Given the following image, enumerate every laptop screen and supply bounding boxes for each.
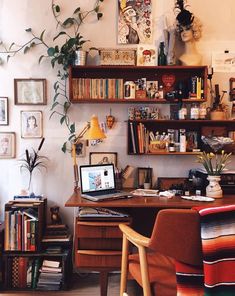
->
[80,164,116,194]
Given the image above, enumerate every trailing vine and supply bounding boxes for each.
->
[0,0,104,152]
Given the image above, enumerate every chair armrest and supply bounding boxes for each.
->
[119,223,150,248]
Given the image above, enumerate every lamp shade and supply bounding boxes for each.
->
[84,115,106,140]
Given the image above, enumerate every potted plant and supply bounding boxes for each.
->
[0,1,104,152]
[195,150,231,198]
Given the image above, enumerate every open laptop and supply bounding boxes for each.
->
[80,164,131,201]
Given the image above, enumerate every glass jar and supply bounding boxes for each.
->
[190,104,199,120]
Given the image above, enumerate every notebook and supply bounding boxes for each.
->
[80,164,131,201]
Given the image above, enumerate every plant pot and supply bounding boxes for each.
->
[210,111,225,120]
[74,50,87,66]
[206,175,223,198]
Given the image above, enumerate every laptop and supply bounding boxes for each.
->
[80,164,131,201]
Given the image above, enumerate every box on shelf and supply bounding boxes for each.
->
[99,48,136,66]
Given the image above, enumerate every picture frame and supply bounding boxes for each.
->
[0,97,8,125]
[21,110,43,139]
[14,78,47,105]
[137,167,152,188]
[74,140,87,158]
[99,48,136,66]
[89,152,117,167]
[0,132,16,159]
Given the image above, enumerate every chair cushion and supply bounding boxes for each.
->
[128,251,177,296]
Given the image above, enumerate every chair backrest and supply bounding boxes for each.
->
[148,209,203,266]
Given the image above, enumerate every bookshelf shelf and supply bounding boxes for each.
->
[69,65,208,103]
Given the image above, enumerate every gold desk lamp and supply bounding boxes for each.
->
[72,115,106,190]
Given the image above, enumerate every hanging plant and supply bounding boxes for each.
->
[0,0,105,152]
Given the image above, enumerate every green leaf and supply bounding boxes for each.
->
[53,92,60,102]
[60,116,66,125]
[24,46,30,54]
[51,101,59,110]
[40,29,46,41]
[53,31,66,41]
[53,81,59,91]
[47,47,55,56]
[25,28,32,32]
[62,142,67,153]
[62,17,74,27]
[6,55,11,62]
[94,6,99,13]
[97,13,103,20]
[30,42,35,48]
[55,5,60,13]
[64,101,70,112]
[49,111,56,119]
[68,134,75,141]
[70,123,75,134]
[38,55,45,64]
[9,42,15,50]
[73,7,81,14]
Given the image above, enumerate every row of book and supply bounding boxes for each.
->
[4,208,38,251]
[10,257,62,290]
[42,224,72,243]
[190,76,204,99]
[129,122,199,154]
[72,78,124,100]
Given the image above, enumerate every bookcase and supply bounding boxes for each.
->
[69,65,207,103]
[3,199,72,291]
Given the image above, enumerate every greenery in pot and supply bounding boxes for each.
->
[195,150,231,175]
[0,0,104,152]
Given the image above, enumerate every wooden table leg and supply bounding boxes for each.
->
[100,271,109,296]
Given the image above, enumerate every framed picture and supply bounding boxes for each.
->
[137,45,156,66]
[0,97,8,125]
[74,140,87,157]
[99,48,136,65]
[21,110,43,138]
[14,78,47,105]
[89,152,117,167]
[137,167,152,188]
[0,132,16,159]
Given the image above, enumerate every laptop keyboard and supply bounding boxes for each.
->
[87,190,120,197]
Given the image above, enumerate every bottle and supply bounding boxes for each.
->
[168,134,175,152]
[190,104,199,120]
[178,104,187,120]
[158,42,167,66]
[158,85,164,99]
[179,129,186,152]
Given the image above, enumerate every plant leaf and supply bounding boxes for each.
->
[47,47,55,56]
[73,7,81,14]
[24,46,30,54]
[25,28,32,32]
[70,123,75,134]
[51,101,59,110]
[62,17,74,27]
[97,13,103,20]
[38,55,46,64]
[62,142,67,153]
[53,31,66,41]
[60,116,66,125]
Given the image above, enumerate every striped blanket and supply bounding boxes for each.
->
[195,204,235,296]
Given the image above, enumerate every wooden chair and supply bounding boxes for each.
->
[119,209,203,296]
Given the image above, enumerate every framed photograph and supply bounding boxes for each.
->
[137,167,152,188]
[21,110,43,138]
[89,152,117,167]
[0,97,8,125]
[14,78,47,105]
[137,45,156,66]
[73,140,87,158]
[0,132,16,159]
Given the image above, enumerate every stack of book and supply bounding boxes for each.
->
[42,224,72,243]
[37,259,62,290]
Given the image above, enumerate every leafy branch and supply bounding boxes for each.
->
[0,0,104,152]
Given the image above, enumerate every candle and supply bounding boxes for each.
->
[72,144,77,166]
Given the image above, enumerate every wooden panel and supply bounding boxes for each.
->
[75,251,122,268]
[78,238,122,250]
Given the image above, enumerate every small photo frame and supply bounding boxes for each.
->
[0,132,16,159]
[74,140,86,157]
[137,167,152,188]
[21,110,43,138]
[0,97,8,125]
[14,78,47,105]
[89,152,117,167]
[137,45,156,66]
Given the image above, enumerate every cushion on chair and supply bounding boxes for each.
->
[128,251,177,296]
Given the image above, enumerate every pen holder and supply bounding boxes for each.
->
[116,177,123,190]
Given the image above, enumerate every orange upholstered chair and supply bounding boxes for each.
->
[119,209,203,296]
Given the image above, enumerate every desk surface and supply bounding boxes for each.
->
[65,190,235,208]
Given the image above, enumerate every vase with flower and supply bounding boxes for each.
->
[195,150,231,198]
[18,138,48,196]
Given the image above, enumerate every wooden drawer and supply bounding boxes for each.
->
[78,238,122,250]
[75,250,122,268]
[76,221,130,238]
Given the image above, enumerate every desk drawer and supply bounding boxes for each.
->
[78,238,122,250]
[76,221,130,238]
[75,250,122,268]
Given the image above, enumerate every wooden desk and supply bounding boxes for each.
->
[65,190,235,296]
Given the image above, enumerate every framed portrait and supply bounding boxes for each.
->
[89,152,117,167]
[0,97,8,125]
[14,78,47,105]
[73,140,87,158]
[21,110,43,139]
[137,167,152,188]
[0,132,16,159]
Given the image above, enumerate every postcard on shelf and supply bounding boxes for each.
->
[137,44,156,66]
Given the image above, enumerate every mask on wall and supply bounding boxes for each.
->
[106,109,115,129]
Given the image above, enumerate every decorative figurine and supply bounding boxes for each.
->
[50,206,62,224]
[106,109,115,129]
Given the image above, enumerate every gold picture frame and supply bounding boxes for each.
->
[21,110,43,139]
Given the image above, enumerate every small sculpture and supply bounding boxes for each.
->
[50,206,62,224]
[106,109,115,129]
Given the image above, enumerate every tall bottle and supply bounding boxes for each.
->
[158,42,167,66]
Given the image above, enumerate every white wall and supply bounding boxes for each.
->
[0,0,235,228]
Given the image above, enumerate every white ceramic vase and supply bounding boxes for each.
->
[206,175,223,199]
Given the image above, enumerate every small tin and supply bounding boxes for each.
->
[124,81,136,99]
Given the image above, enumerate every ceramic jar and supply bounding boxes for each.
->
[206,175,223,198]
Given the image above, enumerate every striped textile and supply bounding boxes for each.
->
[194,204,235,296]
[175,261,204,295]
